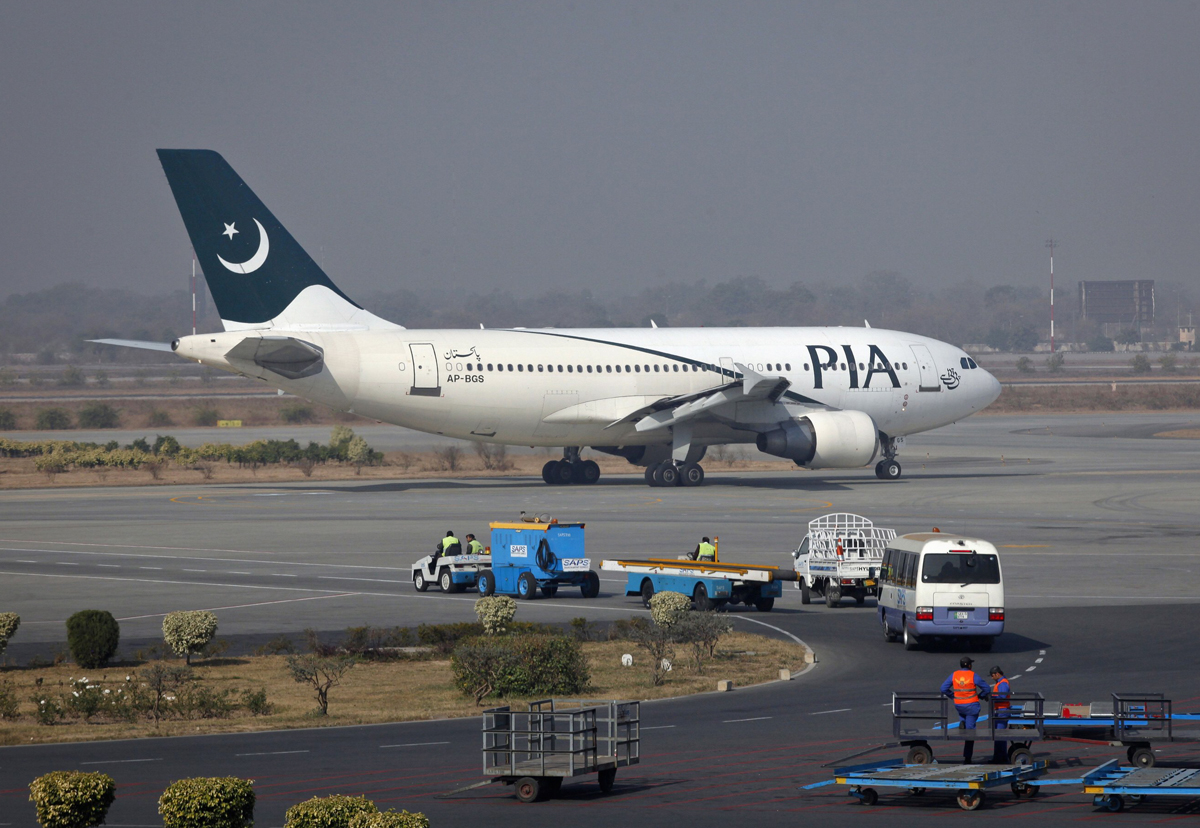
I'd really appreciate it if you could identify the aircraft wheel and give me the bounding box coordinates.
[680,462,704,486]
[881,459,902,480]
[552,461,575,485]
[542,461,560,484]
[644,465,657,486]
[659,463,680,487]
[574,459,601,484]
[649,464,667,487]
[875,460,887,479]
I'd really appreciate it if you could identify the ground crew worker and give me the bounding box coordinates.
[465,533,485,555]
[435,530,461,561]
[694,537,716,562]
[940,656,990,764]
[990,665,1011,763]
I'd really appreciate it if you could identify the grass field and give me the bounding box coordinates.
[0,633,807,746]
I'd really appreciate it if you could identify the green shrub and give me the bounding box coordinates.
[0,408,16,429]
[153,435,182,457]
[158,777,255,828]
[0,611,19,656]
[35,408,73,430]
[280,402,315,424]
[77,402,121,429]
[28,770,116,828]
[649,591,692,628]
[148,409,174,427]
[0,681,19,719]
[349,810,430,828]
[163,611,218,664]
[284,794,377,828]
[1131,354,1152,374]
[241,687,272,716]
[416,621,485,655]
[193,407,220,427]
[66,610,120,669]
[451,635,589,702]
[1014,357,1034,374]
[57,365,86,388]
[474,595,517,635]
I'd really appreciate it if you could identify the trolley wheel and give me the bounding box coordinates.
[580,571,600,599]
[477,570,495,596]
[542,461,559,484]
[1129,747,1155,768]
[825,585,841,608]
[800,580,811,604]
[517,572,538,600]
[957,791,985,811]
[693,583,713,611]
[598,768,617,793]
[574,459,601,484]
[855,590,865,606]
[882,616,898,643]
[544,777,563,797]
[903,624,920,651]
[439,569,458,593]
[857,787,878,806]
[640,579,655,608]
[1103,794,1125,813]
[1128,794,1144,805]
[514,776,543,803]
[1008,746,1034,765]
[905,744,934,764]
[1011,781,1036,798]
[753,597,775,612]
[413,571,429,592]
[910,787,926,796]
[540,585,558,598]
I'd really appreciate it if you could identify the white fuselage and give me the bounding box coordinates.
[176,324,1001,451]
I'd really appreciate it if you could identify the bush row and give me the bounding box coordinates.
[451,635,590,704]
[28,774,426,828]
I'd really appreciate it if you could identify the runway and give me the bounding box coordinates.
[1,412,1199,826]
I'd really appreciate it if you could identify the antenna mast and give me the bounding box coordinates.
[1045,239,1057,352]
[191,252,197,336]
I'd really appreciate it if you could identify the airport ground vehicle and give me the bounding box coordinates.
[601,557,791,611]
[878,532,1004,650]
[803,759,1047,810]
[477,520,600,600]
[793,513,894,607]
[1045,759,1200,813]
[441,699,640,802]
[411,552,491,593]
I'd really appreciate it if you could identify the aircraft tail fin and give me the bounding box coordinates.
[156,149,399,332]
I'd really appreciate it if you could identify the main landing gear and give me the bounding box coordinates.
[874,434,903,480]
[644,461,705,487]
[541,447,600,486]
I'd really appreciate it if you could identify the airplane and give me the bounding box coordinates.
[95,150,1002,487]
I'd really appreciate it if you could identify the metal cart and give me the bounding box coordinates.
[892,691,1047,765]
[1041,759,1200,812]
[1030,693,1186,767]
[803,759,1048,811]
[479,699,640,802]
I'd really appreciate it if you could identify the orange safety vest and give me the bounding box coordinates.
[993,677,1010,710]
[952,670,980,705]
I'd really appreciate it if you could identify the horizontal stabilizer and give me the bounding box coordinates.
[88,338,174,352]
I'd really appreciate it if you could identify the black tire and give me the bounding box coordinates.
[659,463,680,487]
[640,579,655,608]
[514,776,542,803]
[553,461,575,485]
[883,460,902,480]
[517,572,538,600]
[855,591,866,606]
[875,460,887,479]
[1104,794,1124,813]
[957,791,984,811]
[753,597,775,612]
[477,570,495,596]
[905,744,934,764]
[693,583,712,611]
[542,460,559,484]
[575,459,601,484]
[598,767,617,793]
[413,571,429,592]
[650,464,666,487]
[800,580,811,604]
[541,585,558,598]
[903,624,920,650]
[882,616,898,642]
[1130,747,1155,768]
[680,462,704,487]
[440,568,457,593]
[644,465,657,486]
[580,571,600,598]
[825,585,841,608]
[858,787,878,806]
[544,777,563,797]
[1008,746,1033,765]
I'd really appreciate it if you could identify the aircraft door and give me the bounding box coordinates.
[408,343,440,395]
[719,357,735,385]
[909,344,941,392]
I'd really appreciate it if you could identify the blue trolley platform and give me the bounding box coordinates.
[803,759,1048,810]
[1043,759,1200,813]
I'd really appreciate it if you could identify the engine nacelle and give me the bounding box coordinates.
[757,410,880,469]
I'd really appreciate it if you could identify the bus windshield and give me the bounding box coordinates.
[921,553,1000,585]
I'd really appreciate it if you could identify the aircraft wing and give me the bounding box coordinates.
[88,338,174,352]
[630,362,793,432]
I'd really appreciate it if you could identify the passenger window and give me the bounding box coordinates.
[518,364,524,372]
[625,365,631,372]
[557,365,563,372]
[903,362,908,370]
[527,365,533,372]
[466,363,473,371]
[615,365,622,373]
[803,364,809,371]
[859,363,864,370]
[606,365,612,373]
[567,365,573,373]
[634,365,640,373]
[653,365,660,372]
[586,366,592,373]
[538,365,544,372]
[645,364,650,372]
[506,364,513,371]
[487,363,493,371]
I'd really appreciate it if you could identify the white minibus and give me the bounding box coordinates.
[878,532,1004,651]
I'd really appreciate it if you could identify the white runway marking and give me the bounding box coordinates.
[811,708,852,715]
[723,716,772,723]
[1025,666,1037,672]
[81,758,162,765]
[97,564,119,568]
[0,542,412,572]
[642,725,677,730]
[380,741,450,749]
[1035,657,1043,663]
[183,569,207,572]
[138,566,162,570]
[319,575,409,584]
[235,750,309,757]
[114,593,357,622]
[55,562,79,566]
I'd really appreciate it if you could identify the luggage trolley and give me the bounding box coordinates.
[892,691,1047,765]
[803,759,1049,811]
[1041,759,1200,813]
[478,699,640,802]
[1033,693,1187,768]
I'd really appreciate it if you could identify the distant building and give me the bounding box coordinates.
[1078,280,1154,326]
[1181,325,1196,351]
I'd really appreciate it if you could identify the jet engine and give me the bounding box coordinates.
[756,410,880,469]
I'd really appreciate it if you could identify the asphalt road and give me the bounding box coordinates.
[1,411,1199,826]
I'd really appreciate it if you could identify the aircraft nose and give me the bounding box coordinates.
[983,368,1002,404]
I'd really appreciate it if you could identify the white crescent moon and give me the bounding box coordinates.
[218,218,270,274]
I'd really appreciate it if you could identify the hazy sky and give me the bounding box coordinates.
[2,1,1198,304]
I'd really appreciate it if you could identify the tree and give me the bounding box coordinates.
[286,653,357,715]
[0,612,19,659]
[346,435,371,473]
[1115,329,1141,345]
[162,611,219,664]
[1045,353,1065,373]
[139,663,193,723]
[66,610,120,669]
[1131,354,1152,374]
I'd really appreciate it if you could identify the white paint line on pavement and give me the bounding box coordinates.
[138,566,162,570]
[811,708,852,715]
[380,741,450,749]
[81,758,162,765]
[1035,658,1043,663]
[225,571,252,575]
[1025,666,1037,672]
[0,541,412,572]
[272,574,298,577]
[235,750,309,757]
[55,562,79,566]
[115,594,359,622]
[183,569,207,572]
[319,576,410,584]
[642,725,677,731]
[97,564,119,568]
[723,716,772,723]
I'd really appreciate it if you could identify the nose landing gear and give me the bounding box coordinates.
[875,434,904,480]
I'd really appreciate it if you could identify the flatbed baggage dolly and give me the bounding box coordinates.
[1041,759,1200,813]
[802,759,1048,810]
[891,691,1047,765]
[441,699,640,803]
[601,557,796,611]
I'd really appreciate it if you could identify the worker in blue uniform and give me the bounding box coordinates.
[989,665,1011,763]
[940,656,990,764]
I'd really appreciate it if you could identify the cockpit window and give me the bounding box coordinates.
[968,358,978,369]
[960,357,970,369]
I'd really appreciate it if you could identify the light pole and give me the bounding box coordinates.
[1045,239,1057,352]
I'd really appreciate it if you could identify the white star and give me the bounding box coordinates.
[222,222,239,239]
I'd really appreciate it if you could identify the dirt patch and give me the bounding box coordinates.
[982,383,1200,414]
[1154,429,1200,439]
